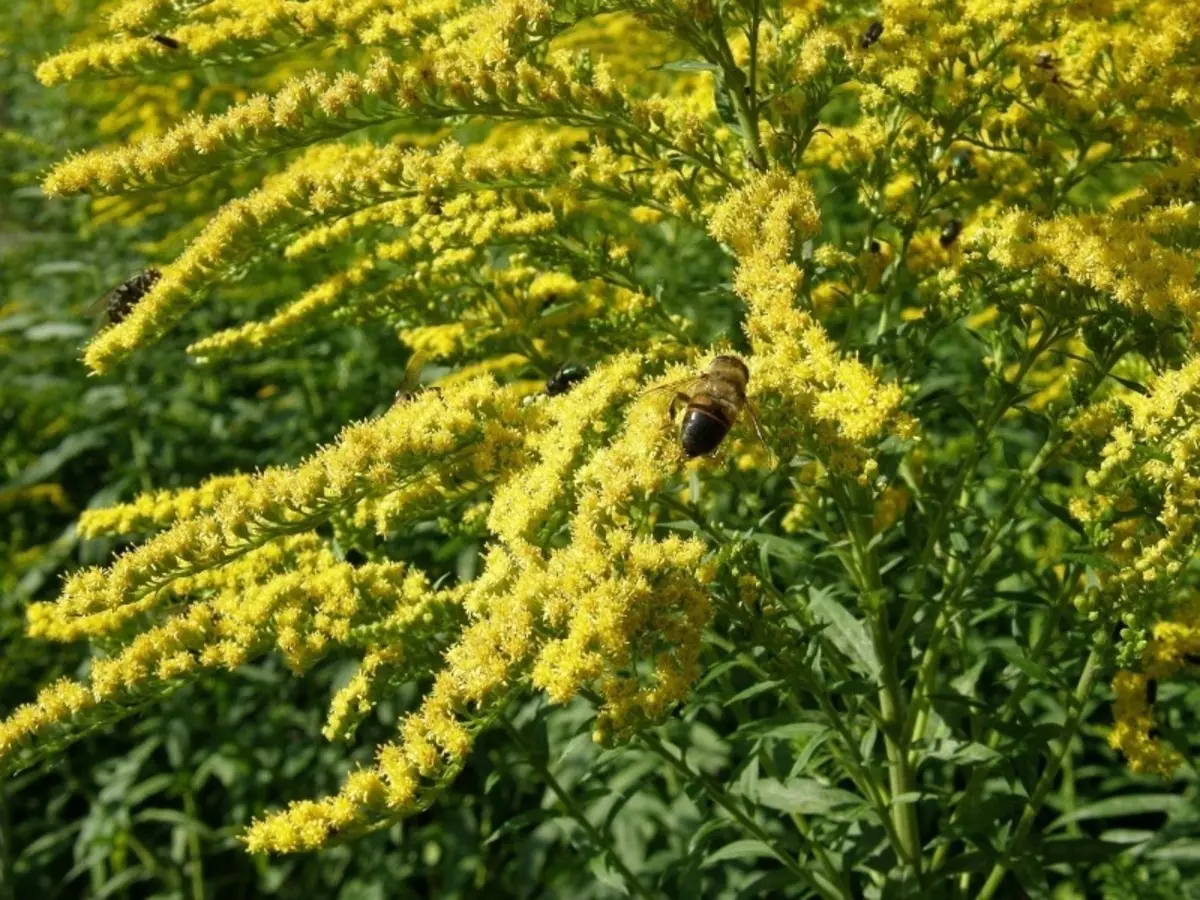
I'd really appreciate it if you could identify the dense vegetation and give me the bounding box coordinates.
[3,0,1200,897]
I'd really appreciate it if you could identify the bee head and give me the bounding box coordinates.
[708,354,750,386]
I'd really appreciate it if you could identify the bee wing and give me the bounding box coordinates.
[639,376,699,398]
[86,286,116,317]
[743,397,778,469]
[398,350,429,395]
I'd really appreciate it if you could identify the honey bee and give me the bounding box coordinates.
[91,268,160,325]
[939,218,962,247]
[545,362,588,396]
[645,355,769,459]
[860,20,884,49]
[151,34,181,49]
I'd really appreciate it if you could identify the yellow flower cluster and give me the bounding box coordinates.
[3,533,457,774]
[26,377,523,643]
[1110,604,1200,775]
[81,136,571,373]
[709,170,916,469]
[242,355,716,850]
[981,210,1200,319]
[1070,359,1200,605]
[77,472,253,538]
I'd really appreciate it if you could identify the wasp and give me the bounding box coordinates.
[545,362,588,396]
[151,34,181,49]
[645,356,768,459]
[939,218,962,248]
[91,268,160,325]
[860,20,883,49]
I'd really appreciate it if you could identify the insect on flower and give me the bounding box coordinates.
[860,21,884,49]
[645,355,770,460]
[1031,50,1075,90]
[395,352,433,402]
[545,362,588,396]
[950,149,976,179]
[151,34,181,49]
[939,218,962,247]
[90,268,160,325]
[1147,678,1158,705]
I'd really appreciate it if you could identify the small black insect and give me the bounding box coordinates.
[860,20,884,49]
[869,239,881,253]
[1034,50,1056,71]
[152,34,181,49]
[950,148,976,179]
[545,363,588,396]
[94,268,161,325]
[939,218,963,248]
[1146,678,1158,705]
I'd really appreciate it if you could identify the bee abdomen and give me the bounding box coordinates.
[680,406,731,458]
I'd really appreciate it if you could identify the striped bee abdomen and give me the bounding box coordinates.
[680,402,733,458]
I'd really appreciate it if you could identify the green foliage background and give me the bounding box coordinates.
[3,1,1200,899]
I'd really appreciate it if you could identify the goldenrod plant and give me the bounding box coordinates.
[7,0,1200,895]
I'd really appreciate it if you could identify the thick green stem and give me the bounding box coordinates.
[831,480,923,879]
[975,644,1106,900]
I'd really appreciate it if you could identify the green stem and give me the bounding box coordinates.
[903,430,1062,752]
[830,479,923,880]
[182,790,206,900]
[929,570,1079,875]
[0,785,13,900]
[975,644,1106,900]
[710,15,767,170]
[637,730,847,900]
[502,720,658,900]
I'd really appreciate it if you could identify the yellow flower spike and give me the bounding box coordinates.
[34,380,523,637]
[78,472,254,538]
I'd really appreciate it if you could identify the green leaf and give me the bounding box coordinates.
[711,70,741,134]
[924,738,1001,766]
[132,808,214,838]
[655,59,720,72]
[723,679,786,706]
[1049,794,1192,831]
[1036,496,1086,536]
[2,427,108,491]
[808,590,881,678]
[702,839,776,866]
[751,778,866,818]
